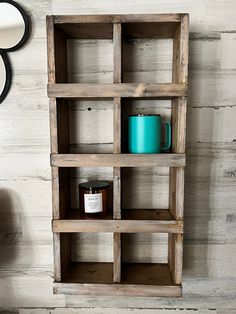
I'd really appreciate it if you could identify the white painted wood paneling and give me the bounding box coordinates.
[0,0,236,313]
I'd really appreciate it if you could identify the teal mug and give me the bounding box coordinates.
[128,114,171,154]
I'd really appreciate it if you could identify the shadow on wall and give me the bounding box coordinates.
[0,189,22,308]
[183,37,217,277]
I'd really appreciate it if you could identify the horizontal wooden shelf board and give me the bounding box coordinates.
[52,218,183,234]
[54,282,181,297]
[52,14,183,24]
[53,262,181,297]
[48,83,188,98]
[51,153,186,167]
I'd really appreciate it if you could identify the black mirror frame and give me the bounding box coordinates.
[0,0,30,104]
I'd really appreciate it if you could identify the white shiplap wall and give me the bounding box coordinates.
[0,0,236,313]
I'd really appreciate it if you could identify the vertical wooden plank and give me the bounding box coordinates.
[169,14,189,285]
[168,233,183,285]
[169,97,186,220]
[169,166,185,220]
[57,99,70,154]
[52,167,60,219]
[53,232,61,282]
[172,14,189,84]
[49,98,58,154]
[113,98,121,156]
[113,99,121,282]
[113,23,122,83]
[54,233,71,282]
[47,16,71,285]
[46,16,56,83]
[171,97,187,154]
[113,23,122,283]
[113,232,121,283]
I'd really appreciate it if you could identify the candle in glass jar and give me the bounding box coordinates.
[79,181,110,218]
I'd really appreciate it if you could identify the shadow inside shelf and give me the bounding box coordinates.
[66,209,113,220]
[122,209,174,220]
[63,262,174,286]
[65,262,113,284]
[65,209,174,221]
[122,263,174,285]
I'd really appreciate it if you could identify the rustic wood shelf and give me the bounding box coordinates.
[48,83,188,98]
[47,13,189,297]
[51,153,186,167]
[54,262,181,297]
[52,209,183,234]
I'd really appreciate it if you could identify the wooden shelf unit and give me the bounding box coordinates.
[47,13,189,297]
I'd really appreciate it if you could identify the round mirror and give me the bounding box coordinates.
[0,55,6,95]
[0,0,29,103]
[0,52,11,103]
[0,2,26,50]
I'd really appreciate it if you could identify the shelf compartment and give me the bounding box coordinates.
[122,263,173,285]
[121,98,172,153]
[47,16,113,84]
[53,262,181,297]
[50,98,113,154]
[47,83,187,98]
[51,153,186,167]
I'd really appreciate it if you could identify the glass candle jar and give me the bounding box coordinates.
[79,181,110,218]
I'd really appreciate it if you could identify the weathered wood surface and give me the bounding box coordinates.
[53,283,181,297]
[48,83,188,98]
[51,153,186,167]
[0,0,236,312]
[53,14,182,24]
[20,310,218,314]
[52,218,183,233]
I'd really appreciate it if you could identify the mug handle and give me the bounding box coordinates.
[161,122,171,152]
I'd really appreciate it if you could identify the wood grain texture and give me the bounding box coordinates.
[48,83,188,98]
[54,282,181,297]
[1,0,236,311]
[20,309,217,314]
[113,22,122,284]
[168,233,183,284]
[51,153,186,167]
[49,98,58,153]
[113,99,121,218]
[113,24,122,83]
[46,16,56,83]
[53,14,182,24]
[52,218,183,233]
[168,13,188,288]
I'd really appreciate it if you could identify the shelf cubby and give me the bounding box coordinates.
[53,232,182,297]
[50,98,113,154]
[122,23,174,83]
[47,13,189,297]
[48,20,113,84]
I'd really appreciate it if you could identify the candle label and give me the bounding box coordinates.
[84,193,102,213]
